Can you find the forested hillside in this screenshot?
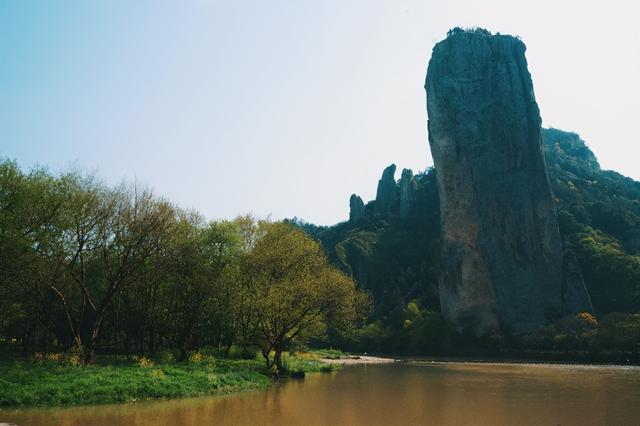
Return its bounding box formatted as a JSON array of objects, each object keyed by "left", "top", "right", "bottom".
[
  {"left": 291, "top": 128, "right": 640, "bottom": 356},
  {"left": 545, "top": 129, "right": 640, "bottom": 313}
]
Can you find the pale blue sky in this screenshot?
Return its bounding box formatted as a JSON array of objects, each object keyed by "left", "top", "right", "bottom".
[{"left": 1, "top": 0, "right": 638, "bottom": 225}]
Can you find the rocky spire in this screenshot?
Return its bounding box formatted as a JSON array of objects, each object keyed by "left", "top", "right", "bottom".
[
  {"left": 425, "top": 29, "right": 592, "bottom": 333},
  {"left": 399, "top": 168, "right": 417, "bottom": 218},
  {"left": 349, "top": 194, "right": 365, "bottom": 223},
  {"left": 375, "top": 164, "right": 397, "bottom": 213}
]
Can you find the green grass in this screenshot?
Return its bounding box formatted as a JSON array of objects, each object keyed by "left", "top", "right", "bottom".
[
  {"left": 0, "top": 352, "right": 335, "bottom": 408},
  {"left": 282, "top": 353, "right": 340, "bottom": 375},
  {"left": 309, "top": 348, "right": 346, "bottom": 360}
]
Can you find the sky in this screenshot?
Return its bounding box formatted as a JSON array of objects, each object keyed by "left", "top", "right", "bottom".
[{"left": 1, "top": 0, "right": 639, "bottom": 225}]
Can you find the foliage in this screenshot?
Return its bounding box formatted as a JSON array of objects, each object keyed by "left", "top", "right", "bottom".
[
  {"left": 243, "top": 222, "right": 369, "bottom": 373},
  {"left": 348, "top": 301, "right": 447, "bottom": 354},
  {"left": 0, "top": 161, "right": 365, "bottom": 375},
  {"left": 134, "top": 356, "right": 154, "bottom": 368},
  {"left": 282, "top": 356, "right": 338, "bottom": 375},
  {"left": 292, "top": 128, "right": 640, "bottom": 356},
  {"left": 517, "top": 312, "right": 640, "bottom": 358},
  {"left": 311, "top": 348, "right": 345, "bottom": 360},
  {"left": 545, "top": 128, "right": 640, "bottom": 313},
  {"left": 4, "top": 124, "right": 640, "bottom": 363},
  {"left": 446, "top": 27, "right": 492, "bottom": 38},
  {"left": 571, "top": 229, "right": 640, "bottom": 312}
]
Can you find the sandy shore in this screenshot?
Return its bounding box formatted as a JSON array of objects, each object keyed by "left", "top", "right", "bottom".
[
  {"left": 320, "top": 355, "right": 398, "bottom": 365},
  {"left": 323, "top": 355, "right": 640, "bottom": 368}
]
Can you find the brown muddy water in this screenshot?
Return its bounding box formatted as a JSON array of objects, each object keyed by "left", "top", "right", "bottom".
[{"left": 2, "top": 362, "right": 640, "bottom": 425}]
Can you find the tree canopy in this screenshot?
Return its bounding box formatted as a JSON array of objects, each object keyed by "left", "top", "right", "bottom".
[{"left": 0, "top": 161, "right": 368, "bottom": 372}]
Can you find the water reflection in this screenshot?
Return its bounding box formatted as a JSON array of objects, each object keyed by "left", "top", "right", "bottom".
[{"left": 2, "top": 362, "right": 640, "bottom": 425}]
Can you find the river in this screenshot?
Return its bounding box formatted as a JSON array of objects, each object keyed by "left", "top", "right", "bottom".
[{"left": 2, "top": 361, "right": 640, "bottom": 425}]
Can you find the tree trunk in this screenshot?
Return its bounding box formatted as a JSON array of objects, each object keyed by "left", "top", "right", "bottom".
[
  {"left": 84, "top": 314, "right": 103, "bottom": 364},
  {"left": 21, "top": 326, "right": 31, "bottom": 358},
  {"left": 84, "top": 334, "right": 95, "bottom": 363},
  {"left": 274, "top": 347, "right": 284, "bottom": 374},
  {"left": 261, "top": 347, "right": 273, "bottom": 368}
]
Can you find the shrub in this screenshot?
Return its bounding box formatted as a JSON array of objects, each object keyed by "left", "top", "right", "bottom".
[
  {"left": 64, "top": 345, "right": 84, "bottom": 366},
  {"left": 577, "top": 312, "right": 598, "bottom": 328},
  {"left": 154, "top": 350, "right": 175, "bottom": 363},
  {"left": 46, "top": 352, "right": 63, "bottom": 363},
  {"left": 33, "top": 345, "right": 84, "bottom": 366},
  {"left": 239, "top": 346, "right": 258, "bottom": 360},
  {"left": 313, "top": 349, "right": 344, "bottom": 360},
  {"left": 134, "top": 356, "right": 154, "bottom": 368},
  {"left": 148, "top": 368, "right": 166, "bottom": 379},
  {"left": 187, "top": 351, "right": 216, "bottom": 365}
]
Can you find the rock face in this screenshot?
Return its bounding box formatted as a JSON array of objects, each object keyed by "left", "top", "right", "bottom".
[
  {"left": 425, "top": 29, "right": 592, "bottom": 333},
  {"left": 375, "top": 164, "right": 397, "bottom": 213},
  {"left": 399, "top": 168, "right": 417, "bottom": 218},
  {"left": 349, "top": 194, "right": 365, "bottom": 223},
  {"left": 561, "top": 250, "right": 594, "bottom": 315}
]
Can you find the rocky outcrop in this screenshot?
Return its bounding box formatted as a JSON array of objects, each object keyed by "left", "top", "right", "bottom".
[
  {"left": 399, "top": 168, "right": 417, "bottom": 218},
  {"left": 349, "top": 194, "right": 365, "bottom": 223},
  {"left": 375, "top": 164, "right": 398, "bottom": 213},
  {"left": 425, "top": 29, "right": 592, "bottom": 333}
]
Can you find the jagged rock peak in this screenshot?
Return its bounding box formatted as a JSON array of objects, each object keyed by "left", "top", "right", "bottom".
[
  {"left": 399, "top": 168, "right": 417, "bottom": 218},
  {"left": 426, "top": 29, "right": 592, "bottom": 334},
  {"left": 349, "top": 194, "right": 365, "bottom": 223},
  {"left": 375, "top": 164, "right": 397, "bottom": 213}
]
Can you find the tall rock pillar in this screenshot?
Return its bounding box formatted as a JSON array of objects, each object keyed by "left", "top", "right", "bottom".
[
  {"left": 399, "top": 168, "right": 417, "bottom": 218},
  {"left": 375, "top": 164, "right": 398, "bottom": 213},
  {"left": 425, "top": 29, "right": 592, "bottom": 333},
  {"left": 349, "top": 194, "right": 365, "bottom": 223}
]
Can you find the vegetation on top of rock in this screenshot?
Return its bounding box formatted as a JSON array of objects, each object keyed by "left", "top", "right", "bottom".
[{"left": 446, "top": 27, "right": 492, "bottom": 38}]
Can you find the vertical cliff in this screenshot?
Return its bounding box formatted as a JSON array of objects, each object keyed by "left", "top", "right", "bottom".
[
  {"left": 349, "top": 194, "right": 365, "bottom": 223},
  {"left": 425, "top": 29, "right": 592, "bottom": 333}
]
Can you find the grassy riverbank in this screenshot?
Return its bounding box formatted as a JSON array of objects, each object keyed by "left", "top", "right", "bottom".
[{"left": 0, "top": 351, "right": 339, "bottom": 408}]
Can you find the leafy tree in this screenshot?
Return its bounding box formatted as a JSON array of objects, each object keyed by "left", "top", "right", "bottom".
[
  {"left": 0, "top": 161, "right": 68, "bottom": 354},
  {"left": 245, "top": 222, "right": 367, "bottom": 373}
]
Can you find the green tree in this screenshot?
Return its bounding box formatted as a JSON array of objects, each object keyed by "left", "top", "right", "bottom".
[
  {"left": 246, "top": 222, "right": 366, "bottom": 373},
  {"left": 0, "top": 161, "right": 68, "bottom": 354}
]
